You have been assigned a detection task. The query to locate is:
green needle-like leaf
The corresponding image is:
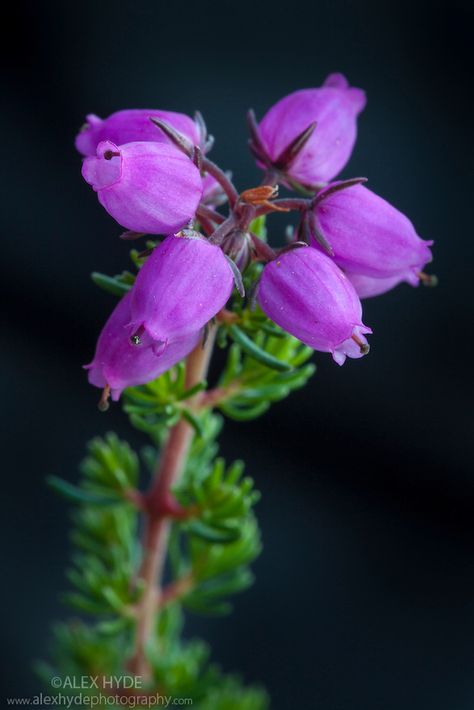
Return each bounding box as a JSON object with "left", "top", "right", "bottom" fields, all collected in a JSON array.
[
  {"left": 91, "top": 272, "right": 132, "bottom": 296},
  {"left": 46, "top": 476, "right": 119, "bottom": 505},
  {"left": 229, "top": 325, "right": 292, "bottom": 372}
]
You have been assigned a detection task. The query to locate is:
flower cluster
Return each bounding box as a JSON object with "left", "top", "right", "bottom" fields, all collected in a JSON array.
[{"left": 78, "top": 73, "right": 434, "bottom": 406}]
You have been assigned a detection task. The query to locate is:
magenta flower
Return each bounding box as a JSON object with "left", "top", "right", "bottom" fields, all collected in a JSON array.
[
  {"left": 256, "top": 73, "right": 366, "bottom": 187},
  {"left": 82, "top": 140, "right": 202, "bottom": 234},
  {"left": 75, "top": 109, "right": 201, "bottom": 157},
  {"left": 257, "top": 246, "right": 371, "bottom": 365},
  {"left": 130, "top": 231, "right": 235, "bottom": 349},
  {"left": 311, "top": 183, "right": 433, "bottom": 285},
  {"left": 347, "top": 273, "right": 406, "bottom": 299},
  {"left": 85, "top": 291, "right": 200, "bottom": 402}
]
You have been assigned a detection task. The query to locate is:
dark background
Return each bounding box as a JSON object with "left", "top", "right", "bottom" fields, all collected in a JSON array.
[{"left": 2, "top": 0, "right": 473, "bottom": 707}]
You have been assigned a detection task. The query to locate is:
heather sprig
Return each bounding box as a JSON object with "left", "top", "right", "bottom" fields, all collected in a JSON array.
[{"left": 45, "top": 73, "right": 435, "bottom": 708}]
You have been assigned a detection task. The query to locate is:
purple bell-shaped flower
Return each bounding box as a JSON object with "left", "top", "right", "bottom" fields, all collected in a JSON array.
[
  {"left": 311, "top": 183, "right": 433, "bottom": 286},
  {"left": 256, "top": 73, "right": 366, "bottom": 187},
  {"left": 85, "top": 291, "right": 200, "bottom": 405},
  {"left": 257, "top": 245, "right": 371, "bottom": 365},
  {"left": 82, "top": 140, "right": 203, "bottom": 234},
  {"left": 129, "top": 231, "right": 235, "bottom": 351}
]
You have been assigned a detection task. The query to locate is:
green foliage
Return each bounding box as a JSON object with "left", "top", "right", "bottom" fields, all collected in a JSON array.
[
  {"left": 228, "top": 325, "right": 292, "bottom": 372},
  {"left": 64, "top": 503, "right": 139, "bottom": 616},
  {"left": 56, "top": 435, "right": 141, "bottom": 617},
  {"left": 217, "top": 317, "right": 315, "bottom": 421},
  {"left": 81, "top": 433, "right": 139, "bottom": 491},
  {"left": 248, "top": 215, "right": 267, "bottom": 241},
  {"left": 171, "top": 459, "right": 261, "bottom": 615},
  {"left": 181, "top": 412, "right": 224, "bottom": 478},
  {"left": 90, "top": 240, "right": 159, "bottom": 298},
  {"left": 178, "top": 454, "right": 260, "bottom": 539},
  {"left": 180, "top": 519, "right": 260, "bottom": 616},
  {"left": 145, "top": 604, "right": 267, "bottom": 705},
  {"left": 38, "top": 621, "right": 132, "bottom": 681},
  {"left": 91, "top": 270, "right": 134, "bottom": 297},
  {"left": 197, "top": 678, "right": 269, "bottom": 710},
  {"left": 146, "top": 605, "right": 214, "bottom": 699},
  {"left": 46, "top": 428, "right": 265, "bottom": 705},
  {"left": 41, "top": 609, "right": 267, "bottom": 708},
  {"left": 123, "top": 360, "right": 208, "bottom": 440},
  {"left": 48, "top": 432, "right": 139, "bottom": 503}
]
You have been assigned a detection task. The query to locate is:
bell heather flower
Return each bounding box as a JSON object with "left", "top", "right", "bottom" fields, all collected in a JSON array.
[
  {"left": 75, "top": 109, "right": 201, "bottom": 157},
  {"left": 257, "top": 73, "right": 366, "bottom": 187},
  {"left": 130, "top": 231, "right": 235, "bottom": 348},
  {"left": 82, "top": 140, "right": 203, "bottom": 234},
  {"left": 85, "top": 291, "right": 200, "bottom": 403},
  {"left": 347, "top": 273, "right": 406, "bottom": 299},
  {"left": 311, "top": 183, "right": 433, "bottom": 285},
  {"left": 257, "top": 246, "right": 371, "bottom": 365}
]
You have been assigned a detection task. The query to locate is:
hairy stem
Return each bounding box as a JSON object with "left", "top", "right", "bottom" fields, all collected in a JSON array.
[{"left": 128, "top": 329, "right": 216, "bottom": 679}]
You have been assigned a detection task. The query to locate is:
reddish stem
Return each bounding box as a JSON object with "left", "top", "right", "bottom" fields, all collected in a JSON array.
[
  {"left": 197, "top": 203, "right": 226, "bottom": 225},
  {"left": 158, "top": 572, "right": 195, "bottom": 609},
  {"left": 128, "top": 330, "right": 216, "bottom": 679},
  {"left": 256, "top": 197, "right": 309, "bottom": 215},
  {"left": 202, "top": 158, "right": 239, "bottom": 208},
  {"left": 198, "top": 382, "right": 242, "bottom": 409}
]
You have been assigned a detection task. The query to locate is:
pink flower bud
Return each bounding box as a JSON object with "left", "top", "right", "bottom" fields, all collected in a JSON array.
[
  {"left": 312, "top": 183, "right": 433, "bottom": 285},
  {"left": 75, "top": 109, "right": 201, "bottom": 157},
  {"left": 85, "top": 291, "right": 200, "bottom": 402},
  {"left": 130, "top": 232, "right": 235, "bottom": 348},
  {"left": 257, "top": 73, "right": 366, "bottom": 187},
  {"left": 82, "top": 141, "right": 203, "bottom": 234},
  {"left": 257, "top": 246, "right": 371, "bottom": 365}
]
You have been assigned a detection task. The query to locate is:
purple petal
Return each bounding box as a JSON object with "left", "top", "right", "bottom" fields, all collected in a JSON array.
[{"left": 76, "top": 108, "right": 201, "bottom": 156}]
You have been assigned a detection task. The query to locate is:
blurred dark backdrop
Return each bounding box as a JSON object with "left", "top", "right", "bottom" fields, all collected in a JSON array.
[{"left": 2, "top": 0, "right": 473, "bottom": 707}]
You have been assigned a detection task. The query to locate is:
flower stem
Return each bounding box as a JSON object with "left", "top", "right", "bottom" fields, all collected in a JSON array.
[
  {"left": 197, "top": 203, "right": 225, "bottom": 225},
  {"left": 128, "top": 329, "right": 216, "bottom": 679},
  {"left": 256, "top": 197, "right": 309, "bottom": 215},
  {"left": 202, "top": 158, "right": 239, "bottom": 208}
]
